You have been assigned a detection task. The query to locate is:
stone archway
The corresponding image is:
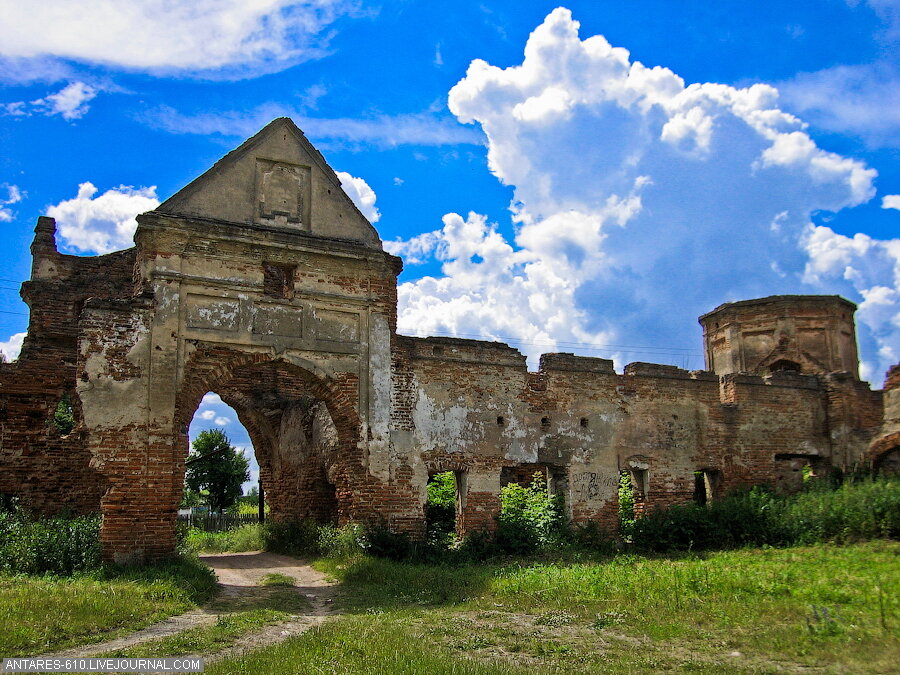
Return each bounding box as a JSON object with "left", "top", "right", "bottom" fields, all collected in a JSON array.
[
  {"left": 172, "top": 348, "right": 364, "bottom": 528},
  {"left": 94, "top": 347, "right": 366, "bottom": 564}
]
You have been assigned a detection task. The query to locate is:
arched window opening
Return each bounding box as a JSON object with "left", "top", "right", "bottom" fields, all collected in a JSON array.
[{"left": 768, "top": 359, "right": 802, "bottom": 374}]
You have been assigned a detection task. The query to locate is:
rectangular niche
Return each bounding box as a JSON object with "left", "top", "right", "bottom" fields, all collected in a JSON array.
[{"left": 255, "top": 158, "right": 312, "bottom": 229}]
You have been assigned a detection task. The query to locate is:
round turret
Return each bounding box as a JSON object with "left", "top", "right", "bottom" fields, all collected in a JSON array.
[{"left": 698, "top": 295, "right": 860, "bottom": 379}]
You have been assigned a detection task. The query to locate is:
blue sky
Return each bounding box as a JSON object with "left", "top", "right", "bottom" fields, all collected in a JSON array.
[{"left": 1, "top": 1, "right": 897, "bottom": 490}]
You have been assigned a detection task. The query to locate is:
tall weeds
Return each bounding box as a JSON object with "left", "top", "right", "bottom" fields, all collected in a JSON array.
[
  {"left": 631, "top": 476, "right": 899, "bottom": 552},
  {"left": 0, "top": 510, "right": 101, "bottom": 575}
]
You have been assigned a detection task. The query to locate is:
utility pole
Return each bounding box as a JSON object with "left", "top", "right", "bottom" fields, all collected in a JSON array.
[{"left": 258, "top": 479, "right": 265, "bottom": 523}]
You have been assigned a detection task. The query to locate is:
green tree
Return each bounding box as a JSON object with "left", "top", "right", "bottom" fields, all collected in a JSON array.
[
  {"left": 184, "top": 429, "right": 250, "bottom": 513},
  {"left": 53, "top": 394, "right": 75, "bottom": 435}
]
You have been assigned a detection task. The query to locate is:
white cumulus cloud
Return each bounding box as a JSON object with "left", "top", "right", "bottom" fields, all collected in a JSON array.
[
  {"left": 0, "top": 0, "right": 365, "bottom": 79},
  {"left": 801, "top": 225, "right": 900, "bottom": 377},
  {"left": 46, "top": 182, "right": 159, "bottom": 254},
  {"left": 0, "top": 332, "right": 26, "bottom": 362},
  {"left": 198, "top": 410, "right": 216, "bottom": 420},
  {"left": 201, "top": 393, "right": 223, "bottom": 406},
  {"left": 214, "top": 416, "right": 232, "bottom": 426},
  {"left": 336, "top": 171, "right": 380, "bottom": 223},
  {"left": 883, "top": 195, "right": 900, "bottom": 210},
  {"left": 0, "top": 183, "right": 24, "bottom": 222},
  {"left": 389, "top": 7, "right": 894, "bottom": 376},
  {"left": 31, "top": 81, "right": 97, "bottom": 120}
]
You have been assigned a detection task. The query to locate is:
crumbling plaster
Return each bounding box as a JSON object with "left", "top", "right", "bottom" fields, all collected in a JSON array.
[{"left": 0, "top": 118, "right": 894, "bottom": 563}]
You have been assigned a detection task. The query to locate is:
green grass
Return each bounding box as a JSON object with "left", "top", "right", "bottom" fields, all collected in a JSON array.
[
  {"left": 0, "top": 556, "right": 217, "bottom": 656},
  {"left": 182, "top": 524, "right": 264, "bottom": 554},
  {"left": 99, "top": 587, "right": 310, "bottom": 658},
  {"left": 260, "top": 573, "right": 295, "bottom": 587},
  {"left": 206, "top": 615, "right": 527, "bottom": 675},
  {"left": 211, "top": 542, "right": 900, "bottom": 674}
]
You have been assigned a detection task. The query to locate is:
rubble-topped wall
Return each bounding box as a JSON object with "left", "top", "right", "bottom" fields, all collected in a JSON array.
[
  {"left": 0, "top": 216, "right": 137, "bottom": 514},
  {"left": 387, "top": 336, "right": 882, "bottom": 535}
]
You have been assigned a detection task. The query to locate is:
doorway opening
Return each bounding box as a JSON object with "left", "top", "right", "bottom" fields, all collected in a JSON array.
[
  {"left": 693, "top": 469, "right": 720, "bottom": 506},
  {"left": 425, "top": 471, "right": 459, "bottom": 544}
]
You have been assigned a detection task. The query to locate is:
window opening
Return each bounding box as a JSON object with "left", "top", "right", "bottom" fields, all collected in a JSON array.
[
  {"left": 53, "top": 393, "right": 75, "bottom": 436},
  {"left": 618, "top": 470, "right": 636, "bottom": 538},
  {"left": 693, "top": 469, "right": 720, "bottom": 505},
  {"left": 263, "top": 262, "right": 295, "bottom": 299},
  {"left": 768, "top": 359, "right": 801, "bottom": 374}
]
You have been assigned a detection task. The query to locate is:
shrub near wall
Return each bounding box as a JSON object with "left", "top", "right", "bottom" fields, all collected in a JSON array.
[
  {"left": 0, "top": 511, "right": 101, "bottom": 575},
  {"left": 631, "top": 477, "right": 900, "bottom": 552}
]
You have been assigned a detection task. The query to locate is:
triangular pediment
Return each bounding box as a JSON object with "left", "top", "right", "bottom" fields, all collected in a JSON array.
[{"left": 155, "top": 118, "right": 381, "bottom": 248}]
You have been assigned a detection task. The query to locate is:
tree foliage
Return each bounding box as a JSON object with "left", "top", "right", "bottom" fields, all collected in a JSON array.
[
  {"left": 495, "top": 473, "right": 566, "bottom": 553},
  {"left": 425, "top": 472, "right": 457, "bottom": 541},
  {"left": 53, "top": 394, "right": 75, "bottom": 435},
  {"left": 184, "top": 429, "right": 250, "bottom": 513}
]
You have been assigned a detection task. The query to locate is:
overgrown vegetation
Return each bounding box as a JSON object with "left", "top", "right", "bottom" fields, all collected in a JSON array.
[
  {"left": 494, "top": 474, "right": 566, "bottom": 553},
  {"left": 0, "top": 505, "right": 217, "bottom": 655},
  {"left": 212, "top": 542, "right": 899, "bottom": 674},
  {"left": 617, "top": 470, "right": 635, "bottom": 539},
  {"left": 631, "top": 475, "right": 900, "bottom": 552},
  {"left": 52, "top": 394, "right": 75, "bottom": 436},
  {"left": 184, "top": 473, "right": 899, "bottom": 564},
  {"left": 424, "top": 471, "right": 456, "bottom": 545},
  {"left": 0, "top": 509, "right": 101, "bottom": 575},
  {"left": 181, "top": 523, "right": 265, "bottom": 554}
]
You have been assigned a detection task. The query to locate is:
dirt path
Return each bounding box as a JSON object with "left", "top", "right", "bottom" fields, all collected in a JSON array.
[{"left": 42, "top": 551, "right": 337, "bottom": 660}]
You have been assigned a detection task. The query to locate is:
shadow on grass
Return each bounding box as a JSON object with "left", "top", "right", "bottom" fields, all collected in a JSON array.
[
  {"left": 98, "top": 555, "right": 219, "bottom": 606},
  {"left": 325, "top": 544, "right": 829, "bottom": 615}
]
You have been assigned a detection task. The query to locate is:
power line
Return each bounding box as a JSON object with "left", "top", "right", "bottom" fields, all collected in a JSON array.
[{"left": 0, "top": 310, "right": 27, "bottom": 316}]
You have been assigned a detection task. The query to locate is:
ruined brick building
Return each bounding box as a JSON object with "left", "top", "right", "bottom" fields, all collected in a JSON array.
[{"left": 1, "top": 118, "right": 897, "bottom": 563}]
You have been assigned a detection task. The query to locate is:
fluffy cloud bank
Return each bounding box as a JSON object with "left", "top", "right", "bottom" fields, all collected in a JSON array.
[
  {"left": 0, "top": 0, "right": 362, "bottom": 79},
  {"left": 0, "top": 332, "right": 25, "bottom": 362},
  {"left": 46, "top": 182, "right": 160, "bottom": 254},
  {"left": 337, "top": 171, "right": 380, "bottom": 222},
  {"left": 390, "top": 8, "right": 897, "bottom": 378}
]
